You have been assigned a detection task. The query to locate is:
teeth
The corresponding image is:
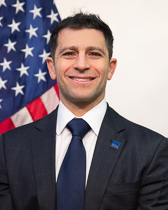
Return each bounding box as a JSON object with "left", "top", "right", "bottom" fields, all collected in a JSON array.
[{"left": 72, "top": 77, "right": 91, "bottom": 81}]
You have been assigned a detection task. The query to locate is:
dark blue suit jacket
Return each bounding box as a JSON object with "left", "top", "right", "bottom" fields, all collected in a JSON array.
[{"left": 0, "top": 105, "right": 168, "bottom": 209}]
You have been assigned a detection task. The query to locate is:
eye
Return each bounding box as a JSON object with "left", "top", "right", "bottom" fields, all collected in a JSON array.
[
  {"left": 89, "top": 52, "right": 102, "bottom": 57},
  {"left": 62, "top": 51, "right": 77, "bottom": 59},
  {"left": 63, "top": 52, "right": 75, "bottom": 56}
]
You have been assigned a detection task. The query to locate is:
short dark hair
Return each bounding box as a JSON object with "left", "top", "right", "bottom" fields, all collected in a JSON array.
[{"left": 49, "top": 12, "right": 114, "bottom": 61}]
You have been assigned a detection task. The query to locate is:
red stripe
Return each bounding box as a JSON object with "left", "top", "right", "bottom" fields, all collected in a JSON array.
[
  {"left": 0, "top": 118, "right": 15, "bottom": 134},
  {"left": 26, "top": 98, "right": 48, "bottom": 121},
  {"left": 54, "top": 83, "right": 59, "bottom": 99}
]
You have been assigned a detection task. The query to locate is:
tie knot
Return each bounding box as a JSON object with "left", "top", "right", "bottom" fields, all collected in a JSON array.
[{"left": 67, "top": 118, "right": 90, "bottom": 139}]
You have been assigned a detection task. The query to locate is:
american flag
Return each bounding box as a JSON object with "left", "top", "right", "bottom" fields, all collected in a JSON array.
[{"left": 0, "top": 0, "right": 60, "bottom": 134}]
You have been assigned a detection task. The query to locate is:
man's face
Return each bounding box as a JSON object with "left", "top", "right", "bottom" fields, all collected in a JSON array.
[{"left": 47, "top": 28, "right": 117, "bottom": 111}]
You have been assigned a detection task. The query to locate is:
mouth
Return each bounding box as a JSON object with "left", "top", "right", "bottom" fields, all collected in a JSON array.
[{"left": 69, "top": 77, "right": 95, "bottom": 82}]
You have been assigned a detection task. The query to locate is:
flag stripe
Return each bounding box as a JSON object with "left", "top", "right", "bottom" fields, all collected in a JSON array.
[
  {"left": 0, "top": 118, "right": 15, "bottom": 134},
  {"left": 11, "top": 107, "right": 33, "bottom": 127},
  {"left": 0, "top": 86, "right": 59, "bottom": 135},
  {"left": 41, "top": 86, "right": 59, "bottom": 113},
  {"left": 27, "top": 98, "right": 48, "bottom": 121}
]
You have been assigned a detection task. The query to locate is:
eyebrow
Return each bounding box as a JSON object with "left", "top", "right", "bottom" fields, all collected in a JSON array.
[
  {"left": 57, "top": 46, "right": 77, "bottom": 56},
  {"left": 86, "top": 46, "right": 106, "bottom": 56},
  {"left": 57, "top": 46, "right": 107, "bottom": 56}
]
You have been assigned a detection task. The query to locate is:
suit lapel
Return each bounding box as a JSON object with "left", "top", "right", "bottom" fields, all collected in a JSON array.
[
  {"left": 84, "top": 105, "right": 126, "bottom": 210},
  {"left": 31, "top": 109, "right": 57, "bottom": 210}
]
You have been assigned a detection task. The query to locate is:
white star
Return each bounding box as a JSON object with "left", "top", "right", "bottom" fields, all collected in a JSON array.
[
  {"left": 0, "top": 77, "right": 7, "bottom": 90},
  {"left": 34, "top": 69, "right": 47, "bottom": 83},
  {"left": 29, "top": 4, "right": 42, "bottom": 19},
  {"left": 0, "top": 99, "right": 3, "bottom": 109},
  {"left": 11, "top": 82, "right": 25, "bottom": 97},
  {"left": 39, "top": 49, "right": 50, "bottom": 64},
  {"left": 25, "top": 24, "right": 38, "bottom": 39},
  {"left": 0, "top": 17, "right": 3, "bottom": 27},
  {"left": 0, "top": 58, "right": 12, "bottom": 72},
  {"left": 21, "top": 44, "right": 34, "bottom": 58},
  {"left": 47, "top": 10, "right": 59, "bottom": 24},
  {"left": 4, "top": 39, "right": 16, "bottom": 53},
  {"left": 8, "top": 19, "right": 21, "bottom": 33},
  {"left": 43, "top": 30, "right": 51, "bottom": 44},
  {"left": 16, "top": 63, "right": 29, "bottom": 77},
  {"left": 12, "top": 0, "right": 25, "bottom": 14},
  {"left": 0, "top": 0, "right": 7, "bottom": 7}
]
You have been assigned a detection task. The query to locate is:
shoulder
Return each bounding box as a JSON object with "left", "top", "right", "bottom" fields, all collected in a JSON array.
[
  {"left": 1, "top": 108, "right": 57, "bottom": 142},
  {"left": 105, "top": 105, "right": 167, "bottom": 147}
]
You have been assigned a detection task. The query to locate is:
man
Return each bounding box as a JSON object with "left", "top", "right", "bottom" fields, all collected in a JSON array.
[{"left": 0, "top": 12, "right": 168, "bottom": 210}]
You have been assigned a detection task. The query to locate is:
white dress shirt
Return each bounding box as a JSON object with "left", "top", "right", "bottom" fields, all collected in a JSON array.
[{"left": 55, "top": 99, "right": 107, "bottom": 185}]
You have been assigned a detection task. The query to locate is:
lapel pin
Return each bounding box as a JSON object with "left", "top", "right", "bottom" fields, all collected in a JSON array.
[{"left": 111, "top": 140, "right": 121, "bottom": 149}]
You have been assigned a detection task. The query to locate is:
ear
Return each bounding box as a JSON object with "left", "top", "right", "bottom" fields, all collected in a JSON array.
[
  {"left": 107, "top": 58, "right": 117, "bottom": 80},
  {"left": 46, "top": 57, "right": 56, "bottom": 80}
]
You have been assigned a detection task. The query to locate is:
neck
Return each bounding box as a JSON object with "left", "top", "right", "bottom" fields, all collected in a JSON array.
[{"left": 60, "top": 98, "right": 104, "bottom": 117}]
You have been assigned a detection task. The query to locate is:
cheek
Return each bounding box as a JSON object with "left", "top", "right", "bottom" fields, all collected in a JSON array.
[
  {"left": 55, "top": 60, "right": 74, "bottom": 76},
  {"left": 96, "top": 65, "right": 109, "bottom": 80},
  {"left": 55, "top": 63, "right": 65, "bottom": 78},
  {"left": 91, "top": 60, "right": 109, "bottom": 74}
]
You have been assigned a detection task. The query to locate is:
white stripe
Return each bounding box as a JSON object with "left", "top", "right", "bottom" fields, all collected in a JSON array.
[
  {"left": 11, "top": 107, "right": 33, "bottom": 127},
  {"left": 41, "top": 86, "right": 59, "bottom": 114}
]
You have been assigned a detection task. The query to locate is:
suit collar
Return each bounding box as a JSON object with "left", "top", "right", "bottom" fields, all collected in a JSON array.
[
  {"left": 34, "top": 107, "right": 58, "bottom": 131},
  {"left": 34, "top": 103, "right": 124, "bottom": 133},
  {"left": 104, "top": 103, "right": 125, "bottom": 133},
  {"left": 31, "top": 108, "right": 58, "bottom": 210},
  {"left": 57, "top": 99, "right": 107, "bottom": 136},
  {"left": 84, "top": 105, "right": 126, "bottom": 210}
]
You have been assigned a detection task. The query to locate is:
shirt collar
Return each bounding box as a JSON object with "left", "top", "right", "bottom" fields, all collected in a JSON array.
[{"left": 56, "top": 99, "right": 107, "bottom": 136}]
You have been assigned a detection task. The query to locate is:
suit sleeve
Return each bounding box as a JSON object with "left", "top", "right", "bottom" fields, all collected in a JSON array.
[
  {"left": 0, "top": 134, "right": 15, "bottom": 210},
  {"left": 138, "top": 137, "right": 168, "bottom": 209}
]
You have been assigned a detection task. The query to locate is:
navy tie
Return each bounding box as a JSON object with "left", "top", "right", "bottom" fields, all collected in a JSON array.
[{"left": 57, "top": 118, "right": 91, "bottom": 210}]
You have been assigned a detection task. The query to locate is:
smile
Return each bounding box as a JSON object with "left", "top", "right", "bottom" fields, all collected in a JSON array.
[{"left": 70, "top": 77, "right": 94, "bottom": 82}]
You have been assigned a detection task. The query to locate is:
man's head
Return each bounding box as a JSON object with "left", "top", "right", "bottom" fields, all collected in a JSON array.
[
  {"left": 50, "top": 12, "right": 114, "bottom": 61},
  {"left": 46, "top": 12, "right": 117, "bottom": 116}
]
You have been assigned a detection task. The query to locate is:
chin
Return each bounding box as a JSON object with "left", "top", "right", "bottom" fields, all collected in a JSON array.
[{"left": 70, "top": 95, "right": 102, "bottom": 105}]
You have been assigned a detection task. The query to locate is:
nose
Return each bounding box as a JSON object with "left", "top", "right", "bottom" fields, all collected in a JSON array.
[{"left": 73, "top": 53, "right": 90, "bottom": 71}]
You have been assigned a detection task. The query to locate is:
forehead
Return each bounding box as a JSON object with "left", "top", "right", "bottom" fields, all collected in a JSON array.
[{"left": 56, "top": 28, "right": 107, "bottom": 50}]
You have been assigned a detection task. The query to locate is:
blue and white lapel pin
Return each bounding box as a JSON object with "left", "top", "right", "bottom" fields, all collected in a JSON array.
[{"left": 111, "top": 140, "right": 121, "bottom": 149}]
